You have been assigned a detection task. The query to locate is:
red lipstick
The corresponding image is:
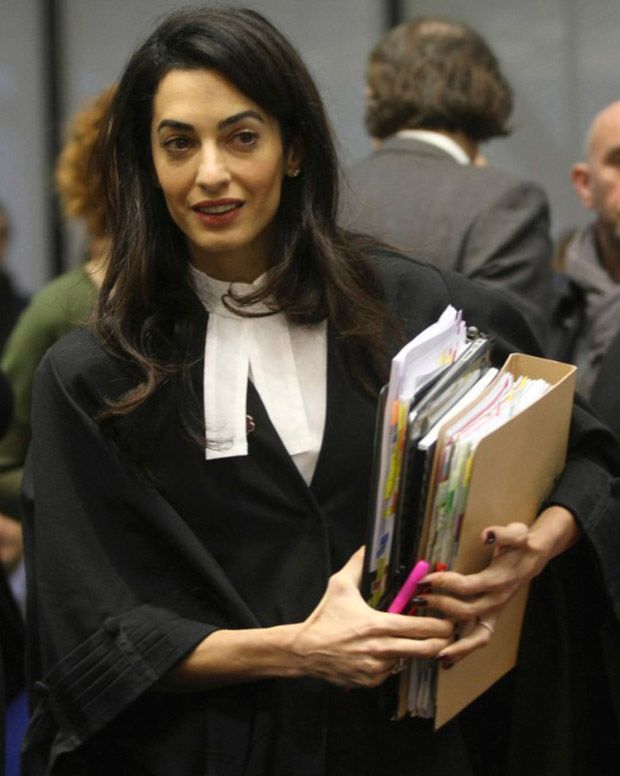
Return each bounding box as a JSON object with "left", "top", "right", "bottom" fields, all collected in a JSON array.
[{"left": 192, "top": 199, "right": 244, "bottom": 226}]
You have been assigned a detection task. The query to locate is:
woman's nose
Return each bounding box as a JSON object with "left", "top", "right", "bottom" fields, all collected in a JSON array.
[{"left": 196, "top": 147, "right": 231, "bottom": 191}]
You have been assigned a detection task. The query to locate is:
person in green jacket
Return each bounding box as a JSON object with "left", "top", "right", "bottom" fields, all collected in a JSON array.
[{"left": 0, "top": 85, "right": 114, "bottom": 568}]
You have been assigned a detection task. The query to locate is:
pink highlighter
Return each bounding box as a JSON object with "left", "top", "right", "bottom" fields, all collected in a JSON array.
[{"left": 387, "top": 560, "right": 430, "bottom": 614}]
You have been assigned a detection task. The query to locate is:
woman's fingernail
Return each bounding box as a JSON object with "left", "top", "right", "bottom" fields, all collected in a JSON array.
[
  {"left": 410, "top": 597, "right": 428, "bottom": 607},
  {"left": 485, "top": 531, "right": 496, "bottom": 545},
  {"left": 440, "top": 657, "right": 454, "bottom": 669}
]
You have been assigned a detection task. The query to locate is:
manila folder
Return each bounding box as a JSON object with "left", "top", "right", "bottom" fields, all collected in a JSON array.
[{"left": 434, "top": 353, "right": 576, "bottom": 729}]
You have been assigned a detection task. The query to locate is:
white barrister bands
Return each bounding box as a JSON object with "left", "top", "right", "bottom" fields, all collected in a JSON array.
[{"left": 189, "top": 264, "right": 327, "bottom": 485}]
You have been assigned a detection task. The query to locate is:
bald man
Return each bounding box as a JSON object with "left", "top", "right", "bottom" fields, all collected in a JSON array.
[{"left": 550, "top": 101, "right": 620, "bottom": 396}]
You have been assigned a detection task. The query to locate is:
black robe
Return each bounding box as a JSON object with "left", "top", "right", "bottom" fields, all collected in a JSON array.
[{"left": 21, "top": 253, "right": 620, "bottom": 775}]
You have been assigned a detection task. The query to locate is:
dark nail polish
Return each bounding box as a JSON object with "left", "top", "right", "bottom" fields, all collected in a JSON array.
[
  {"left": 441, "top": 657, "right": 454, "bottom": 670},
  {"left": 485, "top": 531, "right": 496, "bottom": 545},
  {"left": 410, "top": 597, "right": 428, "bottom": 607}
]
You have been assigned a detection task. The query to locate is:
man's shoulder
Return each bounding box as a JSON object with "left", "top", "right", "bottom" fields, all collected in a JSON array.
[
  {"left": 347, "top": 139, "right": 544, "bottom": 199},
  {"left": 419, "top": 156, "right": 545, "bottom": 202},
  {"left": 563, "top": 223, "right": 599, "bottom": 265}
]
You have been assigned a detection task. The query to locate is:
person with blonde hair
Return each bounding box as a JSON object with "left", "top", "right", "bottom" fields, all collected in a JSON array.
[{"left": 0, "top": 85, "right": 115, "bottom": 566}]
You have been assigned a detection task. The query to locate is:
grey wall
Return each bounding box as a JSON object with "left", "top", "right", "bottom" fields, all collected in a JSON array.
[
  {"left": 0, "top": 0, "right": 47, "bottom": 293},
  {"left": 1, "top": 0, "right": 619, "bottom": 292}
]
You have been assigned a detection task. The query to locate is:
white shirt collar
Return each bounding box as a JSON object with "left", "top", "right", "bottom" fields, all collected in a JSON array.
[
  {"left": 188, "top": 264, "right": 273, "bottom": 317},
  {"left": 396, "top": 129, "right": 471, "bottom": 165},
  {"left": 188, "top": 263, "right": 326, "bottom": 485}
]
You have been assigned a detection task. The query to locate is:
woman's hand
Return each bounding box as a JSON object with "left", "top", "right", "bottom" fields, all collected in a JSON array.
[
  {"left": 287, "top": 546, "right": 453, "bottom": 688},
  {"left": 421, "top": 505, "right": 580, "bottom": 665},
  {"left": 164, "top": 509, "right": 579, "bottom": 690},
  {"left": 162, "top": 546, "right": 452, "bottom": 692}
]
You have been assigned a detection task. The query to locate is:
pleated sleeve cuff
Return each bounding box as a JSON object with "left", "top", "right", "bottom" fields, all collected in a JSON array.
[{"left": 37, "top": 601, "right": 216, "bottom": 745}]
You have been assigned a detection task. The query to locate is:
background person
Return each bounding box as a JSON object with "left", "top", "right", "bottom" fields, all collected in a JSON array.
[
  {"left": 0, "top": 372, "right": 25, "bottom": 776},
  {"left": 550, "top": 100, "right": 620, "bottom": 396},
  {"left": 0, "top": 85, "right": 114, "bottom": 564},
  {"left": 22, "top": 8, "right": 620, "bottom": 776},
  {"left": 340, "top": 16, "right": 553, "bottom": 347},
  {"left": 0, "top": 205, "right": 28, "bottom": 357},
  {"left": 589, "top": 324, "right": 620, "bottom": 439}
]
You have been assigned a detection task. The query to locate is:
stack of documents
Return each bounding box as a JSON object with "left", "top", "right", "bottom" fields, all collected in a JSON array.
[
  {"left": 362, "top": 308, "right": 577, "bottom": 727},
  {"left": 425, "top": 372, "right": 552, "bottom": 572},
  {"left": 364, "top": 306, "right": 469, "bottom": 607}
]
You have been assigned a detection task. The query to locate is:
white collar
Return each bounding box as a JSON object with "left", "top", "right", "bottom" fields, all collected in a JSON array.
[
  {"left": 189, "top": 263, "right": 319, "bottom": 468},
  {"left": 396, "top": 129, "right": 471, "bottom": 165},
  {"left": 188, "top": 265, "right": 273, "bottom": 318}
]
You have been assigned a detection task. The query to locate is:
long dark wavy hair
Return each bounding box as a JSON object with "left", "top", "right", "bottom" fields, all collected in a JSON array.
[{"left": 94, "top": 6, "right": 399, "bottom": 445}]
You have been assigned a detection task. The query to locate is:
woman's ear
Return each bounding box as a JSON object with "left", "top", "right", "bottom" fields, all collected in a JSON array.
[
  {"left": 571, "top": 162, "right": 594, "bottom": 209},
  {"left": 285, "top": 137, "right": 304, "bottom": 178}
]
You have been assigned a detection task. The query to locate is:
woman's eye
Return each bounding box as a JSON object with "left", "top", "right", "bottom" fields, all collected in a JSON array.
[
  {"left": 234, "top": 130, "right": 258, "bottom": 148},
  {"left": 164, "top": 136, "right": 192, "bottom": 151}
]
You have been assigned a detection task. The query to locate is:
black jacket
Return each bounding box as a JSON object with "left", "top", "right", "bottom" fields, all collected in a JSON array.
[{"left": 22, "top": 253, "right": 620, "bottom": 775}]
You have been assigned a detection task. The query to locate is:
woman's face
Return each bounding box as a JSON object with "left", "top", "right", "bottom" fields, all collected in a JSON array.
[{"left": 151, "top": 68, "right": 299, "bottom": 281}]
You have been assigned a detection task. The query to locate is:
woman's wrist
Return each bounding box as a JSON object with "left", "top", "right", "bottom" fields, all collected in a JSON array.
[
  {"left": 528, "top": 505, "right": 581, "bottom": 571},
  {"left": 163, "top": 622, "right": 306, "bottom": 691}
]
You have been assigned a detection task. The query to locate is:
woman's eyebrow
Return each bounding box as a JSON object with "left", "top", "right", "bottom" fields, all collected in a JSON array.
[
  {"left": 156, "top": 119, "right": 194, "bottom": 133},
  {"left": 156, "top": 111, "right": 264, "bottom": 134},
  {"left": 217, "top": 110, "right": 264, "bottom": 130}
]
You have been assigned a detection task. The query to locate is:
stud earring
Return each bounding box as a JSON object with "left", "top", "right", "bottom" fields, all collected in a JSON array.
[{"left": 288, "top": 169, "right": 301, "bottom": 178}]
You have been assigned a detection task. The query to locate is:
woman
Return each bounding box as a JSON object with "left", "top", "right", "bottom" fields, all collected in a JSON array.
[{"left": 22, "top": 8, "right": 620, "bottom": 775}]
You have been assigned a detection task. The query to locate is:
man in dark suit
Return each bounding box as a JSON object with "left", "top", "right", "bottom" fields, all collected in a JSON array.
[{"left": 341, "top": 17, "right": 553, "bottom": 346}]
